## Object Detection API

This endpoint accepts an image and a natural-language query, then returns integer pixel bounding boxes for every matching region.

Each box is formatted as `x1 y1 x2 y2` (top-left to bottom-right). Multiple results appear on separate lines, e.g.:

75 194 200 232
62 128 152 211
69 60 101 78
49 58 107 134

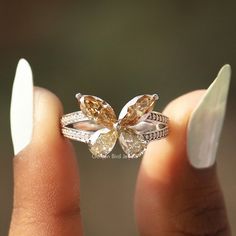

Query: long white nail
10 59 34 155
187 65 231 169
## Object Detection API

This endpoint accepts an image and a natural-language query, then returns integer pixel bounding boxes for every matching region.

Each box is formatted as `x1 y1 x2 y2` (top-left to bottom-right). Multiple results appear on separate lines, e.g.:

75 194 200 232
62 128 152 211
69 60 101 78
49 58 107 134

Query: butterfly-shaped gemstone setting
79 93 158 158
61 93 169 158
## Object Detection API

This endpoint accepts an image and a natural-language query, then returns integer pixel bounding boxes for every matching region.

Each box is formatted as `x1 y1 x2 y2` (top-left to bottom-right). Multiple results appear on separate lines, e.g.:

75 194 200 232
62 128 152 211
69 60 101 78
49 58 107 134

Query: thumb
135 66 231 236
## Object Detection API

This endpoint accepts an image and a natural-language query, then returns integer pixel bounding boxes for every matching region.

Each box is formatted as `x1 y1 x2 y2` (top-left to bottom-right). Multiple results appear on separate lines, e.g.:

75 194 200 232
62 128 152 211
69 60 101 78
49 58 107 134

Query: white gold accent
75 93 83 100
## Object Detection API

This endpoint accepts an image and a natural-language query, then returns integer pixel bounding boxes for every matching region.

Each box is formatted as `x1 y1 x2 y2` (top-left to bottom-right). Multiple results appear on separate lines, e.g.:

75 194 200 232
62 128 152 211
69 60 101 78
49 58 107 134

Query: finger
135 90 231 235
9 60 83 236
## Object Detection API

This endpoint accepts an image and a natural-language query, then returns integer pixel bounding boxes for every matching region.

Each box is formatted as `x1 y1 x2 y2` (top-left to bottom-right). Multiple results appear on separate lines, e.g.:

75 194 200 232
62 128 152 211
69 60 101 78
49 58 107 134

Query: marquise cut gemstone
119 128 147 158
118 94 157 127
88 128 118 158
79 95 117 129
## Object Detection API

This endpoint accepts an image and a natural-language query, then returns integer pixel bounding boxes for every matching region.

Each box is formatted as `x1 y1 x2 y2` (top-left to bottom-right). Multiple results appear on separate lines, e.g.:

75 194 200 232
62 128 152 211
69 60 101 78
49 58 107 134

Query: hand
9 60 231 235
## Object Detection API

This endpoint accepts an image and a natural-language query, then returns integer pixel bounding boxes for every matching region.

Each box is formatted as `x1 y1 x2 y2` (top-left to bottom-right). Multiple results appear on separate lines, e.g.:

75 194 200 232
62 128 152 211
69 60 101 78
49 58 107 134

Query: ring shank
61 111 169 143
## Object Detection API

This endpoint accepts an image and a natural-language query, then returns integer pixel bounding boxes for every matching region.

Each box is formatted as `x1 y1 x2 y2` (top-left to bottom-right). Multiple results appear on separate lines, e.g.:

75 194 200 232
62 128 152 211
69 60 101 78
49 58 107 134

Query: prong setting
75 93 83 101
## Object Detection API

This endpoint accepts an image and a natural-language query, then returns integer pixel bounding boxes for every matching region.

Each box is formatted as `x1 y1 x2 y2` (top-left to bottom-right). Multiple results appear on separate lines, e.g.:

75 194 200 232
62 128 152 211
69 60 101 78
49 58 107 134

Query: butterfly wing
118 94 158 127
78 95 117 129
118 94 158 158
88 128 118 158
77 94 118 158
119 128 147 158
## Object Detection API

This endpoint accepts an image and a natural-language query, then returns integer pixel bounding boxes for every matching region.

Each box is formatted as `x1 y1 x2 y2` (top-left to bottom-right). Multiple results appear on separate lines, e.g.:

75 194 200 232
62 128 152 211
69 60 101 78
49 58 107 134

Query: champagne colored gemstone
118 94 158 127
118 128 147 158
79 95 117 129
88 128 118 158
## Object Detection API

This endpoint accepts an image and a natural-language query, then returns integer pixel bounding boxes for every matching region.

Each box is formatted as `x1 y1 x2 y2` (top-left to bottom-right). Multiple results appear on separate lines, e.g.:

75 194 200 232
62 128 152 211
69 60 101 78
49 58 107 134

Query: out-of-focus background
0 1 235 235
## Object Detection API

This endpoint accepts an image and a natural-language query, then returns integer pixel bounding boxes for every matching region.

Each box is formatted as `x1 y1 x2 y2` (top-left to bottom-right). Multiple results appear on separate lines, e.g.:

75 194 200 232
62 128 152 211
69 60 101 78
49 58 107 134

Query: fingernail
10 59 34 155
187 65 231 169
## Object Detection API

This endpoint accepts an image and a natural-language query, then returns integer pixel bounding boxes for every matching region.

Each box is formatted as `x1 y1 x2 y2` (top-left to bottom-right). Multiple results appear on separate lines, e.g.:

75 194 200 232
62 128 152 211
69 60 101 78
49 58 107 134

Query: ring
61 93 169 158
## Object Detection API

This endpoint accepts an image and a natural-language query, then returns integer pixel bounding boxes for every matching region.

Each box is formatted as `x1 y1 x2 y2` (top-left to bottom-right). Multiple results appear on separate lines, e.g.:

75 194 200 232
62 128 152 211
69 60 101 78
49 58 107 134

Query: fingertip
163 90 206 125
32 86 64 142
34 86 63 123
141 90 206 181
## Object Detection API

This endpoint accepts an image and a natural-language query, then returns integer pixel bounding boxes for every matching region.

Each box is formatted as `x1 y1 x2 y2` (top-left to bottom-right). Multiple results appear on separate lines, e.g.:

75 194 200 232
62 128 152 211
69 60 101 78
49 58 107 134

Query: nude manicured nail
10 59 34 155
187 65 231 169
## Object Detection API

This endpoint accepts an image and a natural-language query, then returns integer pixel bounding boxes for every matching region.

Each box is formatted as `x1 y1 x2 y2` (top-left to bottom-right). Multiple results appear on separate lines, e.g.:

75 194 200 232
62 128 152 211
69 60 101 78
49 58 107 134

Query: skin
9 88 231 236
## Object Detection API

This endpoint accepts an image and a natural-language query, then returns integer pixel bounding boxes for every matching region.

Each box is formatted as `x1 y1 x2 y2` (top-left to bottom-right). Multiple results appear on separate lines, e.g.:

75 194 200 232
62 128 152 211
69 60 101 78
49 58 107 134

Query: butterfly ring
61 93 169 158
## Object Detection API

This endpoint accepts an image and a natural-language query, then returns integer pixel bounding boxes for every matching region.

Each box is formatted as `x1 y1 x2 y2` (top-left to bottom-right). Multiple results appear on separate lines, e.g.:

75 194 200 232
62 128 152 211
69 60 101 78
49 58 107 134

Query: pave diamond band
61 93 169 158
61 111 88 127
61 127 92 143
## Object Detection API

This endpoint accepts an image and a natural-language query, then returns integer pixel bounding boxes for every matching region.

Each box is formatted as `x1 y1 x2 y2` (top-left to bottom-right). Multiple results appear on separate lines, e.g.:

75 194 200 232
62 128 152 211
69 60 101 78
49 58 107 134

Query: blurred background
0 1 235 235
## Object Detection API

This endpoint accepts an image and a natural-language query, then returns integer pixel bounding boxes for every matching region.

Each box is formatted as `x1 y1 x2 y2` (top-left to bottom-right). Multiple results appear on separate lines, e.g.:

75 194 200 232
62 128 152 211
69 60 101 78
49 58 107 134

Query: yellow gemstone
119 94 157 127
79 95 117 129
118 128 147 158
88 128 118 158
